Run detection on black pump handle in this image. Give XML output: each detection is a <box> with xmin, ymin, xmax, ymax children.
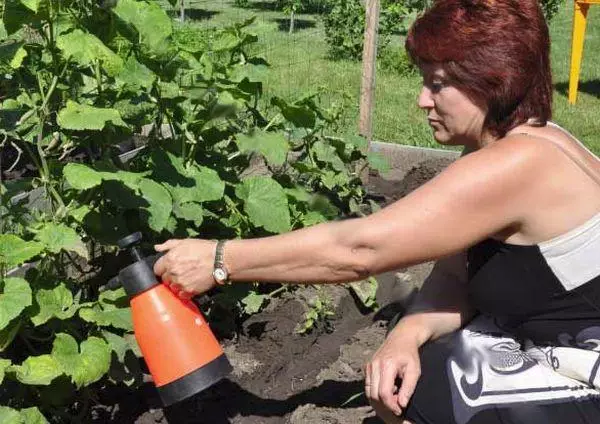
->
<box><xmin>117</xmin><ymin>232</ymin><xmax>143</xmax><ymax>249</ymax></box>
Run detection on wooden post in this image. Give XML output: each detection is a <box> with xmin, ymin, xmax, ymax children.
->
<box><xmin>358</xmin><ymin>0</ymin><xmax>380</xmax><ymax>182</ymax></box>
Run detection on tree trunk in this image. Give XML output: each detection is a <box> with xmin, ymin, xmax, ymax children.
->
<box><xmin>180</xmin><ymin>0</ymin><xmax>185</xmax><ymax>22</ymax></box>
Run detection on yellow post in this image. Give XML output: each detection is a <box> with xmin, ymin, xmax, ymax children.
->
<box><xmin>568</xmin><ymin>1</ymin><xmax>600</xmax><ymax>104</ymax></box>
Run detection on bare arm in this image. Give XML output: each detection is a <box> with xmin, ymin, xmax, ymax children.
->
<box><xmin>218</xmin><ymin>139</ymin><xmax>536</xmax><ymax>283</ymax></box>
<box><xmin>389</xmin><ymin>251</ymin><xmax>474</xmax><ymax>346</ymax></box>
<box><xmin>364</xmin><ymin>252</ymin><xmax>473</xmax><ymax>416</ymax></box>
<box><xmin>154</xmin><ymin>137</ymin><xmax>541</xmax><ymax>295</ymax></box>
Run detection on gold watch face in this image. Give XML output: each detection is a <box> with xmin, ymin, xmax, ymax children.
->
<box><xmin>213</xmin><ymin>267</ymin><xmax>228</xmax><ymax>282</ymax></box>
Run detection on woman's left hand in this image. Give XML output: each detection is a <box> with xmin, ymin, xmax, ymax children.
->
<box><xmin>153</xmin><ymin>239</ymin><xmax>217</xmax><ymax>299</ymax></box>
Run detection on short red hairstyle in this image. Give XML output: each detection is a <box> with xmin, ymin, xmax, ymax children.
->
<box><xmin>406</xmin><ymin>0</ymin><xmax>552</xmax><ymax>137</ymax></box>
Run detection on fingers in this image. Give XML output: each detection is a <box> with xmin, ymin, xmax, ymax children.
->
<box><xmin>153</xmin><ymin>253</ymin><xmax>168</xmax><ymax>278</ymax></box>
<box><xmin>379</xmin><ymin>362</ymin><xmax>402</xmax><ymax>415</ymax></box>
<box><xmin>154</xmin><ymin>239</ymin><xmax>182</xmax><ymax>252</ymax></box>
<box><xmin>370</xmin><ymin>399</ymin><xmax>404</xmax><ymax>424</ymax></box>
<box><xmin>397</xmin><ymin>362</ymin><xmax>420</xmax><ymax>408</ymax></box>
<box><xmin>364</xmin><ymin>362</ymin><xmax>372</xmax><ymax>397</ymax></box>
<box><xmin>366</xmin><ymin>360</ymin><xmax>381</xmax><ymax>402</ymax></box>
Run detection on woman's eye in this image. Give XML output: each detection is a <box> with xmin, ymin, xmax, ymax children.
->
<box><xmin>431</xmin><ymin>81</ymin><xmax>444</xmax><ymax>92</ymax></box>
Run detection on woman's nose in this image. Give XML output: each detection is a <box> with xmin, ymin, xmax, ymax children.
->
<box><xmin>417</xmin><ymin>86</ymin><xmax>434</xmax><ymax>110</ymax></box>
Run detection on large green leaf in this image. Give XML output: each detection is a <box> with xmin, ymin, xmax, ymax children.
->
<box><xmin>30</xmin><ymin>283</ymin><xmax>77</xmax><ymax>326</ymax></box>
<box><xmin>63</xmin><ymin>163</ymin><xmax>103</xmax><ymax>190</ymax></box>
<box><xmin>151</xmin><ymin>150</ymin><xmax>224</xmax><ymax>204</ymax></box>
<box><xmin>102</xmin><ymin>331</ymin><xmax>130</xmax><ymax>362</ymax></box>
<box><xmin>0</xmin><ymin>235</ymin><xmax>43</xmax><ymax>268</ymax></box>
<box><xmin>321</xmin><ymin>170</ymin><xmax>350</xmax><ymax>190</ymax></box>
<box><xmin>20</xmin><ymin>408</ymin><xmax>48</xmax><ymax>424</ymax></box>
<box><xmin>0</xmin><ymin>42</ymin><xmax>27</xmax><ymax>69</ymax></box>
<box><xmin>35</xmin><ymin>222</ymin><xmax>88</xmax><ymax>259</ymax></box>
<box><xmin>3</xmin><ymin>0</ymin><xmax>34</xmax><ymax>35</ymax></box>
<box><xmin>63</xmin><ymin>163</ymin><xmax>147</xmax><ymax>193</ymax></box>
<box><xmin>229</xmin><ymin>62</ymin><xmax>269</xmax><ymax>83</ymax></box>
<box><xmin>235</xmin><ymin>129</ymin><xmax>289</xmax><ymax>166</ymax></box>
<box><xmin>10</xmin><ymin>354</ymin><xmax>62</xmax><ymax>385</ymax></box>
<box><xmin>271</xmin><ymin>97</ymin><xmax>316</xmax><ymax>129</ymax></box>
<box><xmin>113</xmin><ymin>0</ymin><xmax>172</xmax><ymax>55</ymax></box>
<box><xmin>51</xmin><ymin>333</ymin><xmax>78</xmax><ymax>370</ymax></box>
<box><xmin>79</xmin><ymin>305</ymin><xmax>132</xmax><ymax>331</ymax></box>
<box><xmin>0</xmin><ymin>358</ymin><xmax>12</xmax><ymax>384</ymax></box>
<box><xmin>113</xmin><ymin>95</ymin><xmax>155</xmax><ymax>123</ymax></box>
<box><xmin>101</xmin><ymin>169</ymin><xmax>148</xmax><ymax>188</ymax></box>
<box><xmin>173</xmin><ymin>201</ymin><xmax>203</xmax><ymax>226</ymax></box>
<box><xmin>0</xmin><ymin>407</ymin><xmax>20</xmax><ymax>424</ymax></box>
<box><xmin>19</xmin><ymin>0</ymin><xmax>41</xmax><ymax>12</ymax></box>
<box><xmin>116</xmin><ymin>56</ymin><xmax>156</xmax><ymax>90</ymax></box>
<box><xmin>57</xmin><ymin>101</ymin><xmax>127</xmax><ymax>131</ymax></box>
<box><xmin>138</xmin><ymin>178</ymin><xmax>172</xmax><ymax>232</ymax></box>
<box><xmin>56</xmin><ymin>29</ymin><xmax>123</xmax><ymax>76</ymax></box>
<box><xmin>313</xmin><ymin>140</ymin><xmax>346</xmax><ymax>172</ymax></box>
<box><xmin>52</xmin><ymin>334</ymin><xmax>111</xmax><ymax>388</ymax></box>
<box><xmin>72</xmin><ymin>337</ymin><xmax>112</xmax><ymax>388</ymax></box>
<box><xmin>235</xmin><ymin>177</ymin><xmax>291</xmax><ymax>233</ymax></box>
<box><xmin>0</xmin><ymin>319</ymin><xmax>22</xmax><ymax>352</ymax></box>
<box><xmin>0</xmin><ymin>278</ymin><xmax>32</xmax><ymax>331</ymax></box>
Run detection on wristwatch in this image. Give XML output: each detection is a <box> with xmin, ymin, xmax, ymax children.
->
<box><xmin>212</xmin><ymin>240</ymin><xmax>230</xmax><ymax>285</ymax></box>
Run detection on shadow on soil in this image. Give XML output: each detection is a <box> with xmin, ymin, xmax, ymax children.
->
<box><xmin>165</xmin><ymin>379</ymin><xmax>368</xmax><ymax>423</ymax></box>
<box><xmin>555</xmin><ymin>79</ymin><xmax>600</xmax><ymax>99</ymax></box>
<box><xmin>94</xmin><ymin>378</ymin><xmax>370</xmax><ymax>424</ymax></box>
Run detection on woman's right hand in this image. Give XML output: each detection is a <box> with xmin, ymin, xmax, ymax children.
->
<box><xmin>364</xmin><ymin>328</ymin><xmax>422</xmax><ymax>418</ymax></box>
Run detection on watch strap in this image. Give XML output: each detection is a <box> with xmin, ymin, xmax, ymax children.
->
<box><xmin>213</xmin><ymin>240</ymin><xmax>229</xmax><ymax>285</ymax></box>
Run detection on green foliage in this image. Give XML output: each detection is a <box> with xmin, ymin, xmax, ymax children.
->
<box><xmin>540</xmin><ymin>0</ymin><xmax>564</xmax><ymax>21</ymax></box>
<box><xmin>323</xmin><ymin>0</ymin><xmax>411</xmax><ymax>61</ymax></box>
<box><xmin>0</xmin><ymin>0</ymin><xmax>377</xmax><ymax>420</ymax></box>
<box><xmin>378</xmin><ymin>47</ymin><xmax>417</xmax><ymax>77</ymax></box>
<box><xmin>323</xmin><ymin>0</ymin><xmax>563</xmax><ymax>61</ymax></box>
<box><xmin>296</xmin><ymin>287</ymin><xmax>335</xmax><ymax>334</ymax></box>
<box><xmin>347</xmin><ymin>277</ymin><xmax>378</xmax><ymax>310</ymax></box>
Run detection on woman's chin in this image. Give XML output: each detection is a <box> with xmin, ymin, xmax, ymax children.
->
<box><xmin>432</xmin><ymin>131</ymin><xmax>451</xmax><ymax>144</ymax></box>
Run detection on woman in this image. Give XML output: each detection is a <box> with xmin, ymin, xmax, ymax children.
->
<box><xmin>154</xmin><ymin>1</ymin><xmax>600</xmax><ymax>422</ymax></box>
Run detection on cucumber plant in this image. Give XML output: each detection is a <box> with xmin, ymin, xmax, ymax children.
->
<box><xmin>0</xmin><ymin>0</ymin><xmax>385</xmax><ymax>421</ymax></box>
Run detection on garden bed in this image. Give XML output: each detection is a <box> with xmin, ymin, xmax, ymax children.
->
<box><xmin>83</xmin><ymin>146</ymin><xmax>457</xmax><ymax>424</ymax></box>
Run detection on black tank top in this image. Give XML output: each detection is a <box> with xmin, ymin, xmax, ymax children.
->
<box><xmin>467</xmin><ymin>211</ymin><xmax>600</xmax><ymax>345</ymax></box>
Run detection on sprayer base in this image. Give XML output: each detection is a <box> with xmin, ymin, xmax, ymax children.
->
<box><xmin>157</xmin><ymin>354</ymin><xmax>232</xmax><ymax>406</ymax></box>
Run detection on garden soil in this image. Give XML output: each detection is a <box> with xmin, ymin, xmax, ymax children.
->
<box><xmin>84</xmin><ymin>156</ymin><xmax>453</xmax><ymax>424</ymax></box>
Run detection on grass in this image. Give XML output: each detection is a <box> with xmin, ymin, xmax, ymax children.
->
<box><xmin>163</xmin><ymin>0</ymin><xmax>600</xmax><ymax>154</ymax></box>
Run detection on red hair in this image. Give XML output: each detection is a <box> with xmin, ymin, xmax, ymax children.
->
<box><xmin>406</xmin><ymin>0</ymin><xmax>552</xmax><ymax>137</ymax></box>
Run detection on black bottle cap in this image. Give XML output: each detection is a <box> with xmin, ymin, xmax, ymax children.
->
<box><xmin>116</xmin><ymin>233</ymin><xmax>162</xmax><ymax>299</ymax></box>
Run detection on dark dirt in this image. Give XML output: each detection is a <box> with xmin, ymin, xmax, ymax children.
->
<box><xmin>82</xmin><ymin>157</ymin><xmax>452</xmax><ymax>424</ymax></box>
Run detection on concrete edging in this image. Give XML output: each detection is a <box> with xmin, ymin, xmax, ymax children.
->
<box><xmin>369</xmin><ymin>141</ymin><xmax>460</xmax><ymax>181</ymax></box>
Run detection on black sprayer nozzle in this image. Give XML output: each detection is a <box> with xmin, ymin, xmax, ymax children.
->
<box><xmin>118</xmin><ymin>232</ymin><xmax>144</xmax><ymax>262</ymax></box>
<box><xmin>111</xmin><ymin>233</ymin><xmax>162</xmax><ymax>299</ymax></box>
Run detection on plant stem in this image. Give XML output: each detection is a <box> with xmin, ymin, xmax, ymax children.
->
<box><xmin>268</xmin><ymin>285</ymin><xmax>287</xmax><ymax>298</ymax></box>
<box><xmin>94</xmin><ymin>61</ymin><xmax>103</xmax><ymax>99</ymax></box>
<box><xmin>264</xmin><ymin>113</ymin><xmax>282</xmax><ymax>132</ymax></box>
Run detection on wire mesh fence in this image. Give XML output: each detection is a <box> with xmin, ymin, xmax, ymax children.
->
<box><xmin>159</xmin><ymin>0</ymin><xmax>443</xmax><ymax>148</ymax></box>
<box><xmin>160</xmin><ymin>0</ymin><xmax>369</xmax><ymax>139</ymax></box>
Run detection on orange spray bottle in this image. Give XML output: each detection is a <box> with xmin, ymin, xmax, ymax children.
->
<box><xmin>110</xmin><ymin>232</ymin><xmax>232</xmax><ymax>406</ymax></box>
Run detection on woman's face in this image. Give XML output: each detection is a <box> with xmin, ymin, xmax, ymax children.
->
<box><xmin>418</xmin><ymin>64</ymin><xmax>488</xmax><ymax>147</ymax></box>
